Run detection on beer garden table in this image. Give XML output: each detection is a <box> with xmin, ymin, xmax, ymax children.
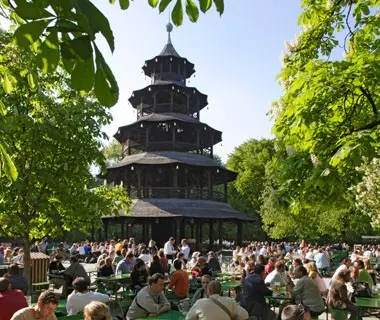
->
<box><xmin>136</xmin><ymin>310</ymin><xmax>184</xmax><ymax>320</ymax></box>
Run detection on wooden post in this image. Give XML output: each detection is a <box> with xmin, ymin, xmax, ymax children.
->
<box><xmin>218</xmin><ymin>220</ymin><xmax>223</xmax><ymax>250</ymax></box>
<box><xmin>175</xmin><ymin>218</ymin><xmax>181</xmax><ymax>246</ymax></box>
<box><xmin>172</xmin><ymin>166</ymin><xmax>178</xmax><ymax>197</ymax></box>
<box><xmin>209</xmin><ymin>220</ymin><xmax>214</xmax><ymax>251</ymax></box>
<box><xmin>104</xmin><ymin>220</ymin><xmax>109</xmax><ymax>240</ymax></box>
<box><xmin>127</xmin><ymin>222</ymin><xmax>132</xmax><ymax>239</ymax></box>
<box><xmin>148</xmin><ymin>221</ymin><xmax>152</xmax><ymax>241</ymax></box>
<box><xmin>195</xmin><ymin>220</ymin><xmax>200</xmax><ymax>250</ymax></box>
<box><xmin>237</xmin><ymin>221</ymin><xmax>243</xmax><ymax>246</ymax></box>
<box><xmin>170</xmin><ymin>92</ymin><xmax>174</xmax><ymax>112</ymax></box>
<box><xmin>142</xmin><ymin>222</ymin><xmax>147</xmax><ymax>244</ymax></box>
<box><xmin>224</xmin><ymin>181</ymin><xmax>228</xmax><ymax>202</ymax></box>
<box><xmin>199</xmin><ymin>223</ymin><xmax>203</xmax><ymax>244</ymax></box>
<box><xmin>137</xmin><ymin>169</ymin><xmax>142</xmax><ymax>198</ymax></box>
<box><xmin>187</xmin><ymin>94</ymin><xmax>190</xmax><ymax>114</ymax></box>
<box><xmin>146</xmin><ymin>127</ymin><xmax>150</xmax><ymax>151</ymax></box>
<box><xmin>207</xmin><ymin>171</ymin><xmax>213</xmax><ymax>200</ymax></box>
<box><xmin>172</xmin><ymin>125</ymin><xmax>176</xmax><ymax>151</ymax></box>
<box><xmin>120</xmin><ymin>221</ymin><xmax>124</xmax><ymax>239</ymax></box>
<box><xmin>153</xmin><ymin>92</ymin><xmax>157</xmax><ymax>112</ymax></box>
<box><xmin>197</xmin><ymin>100</ymin><xmax>200</xmax><ymax>120</ymax></box>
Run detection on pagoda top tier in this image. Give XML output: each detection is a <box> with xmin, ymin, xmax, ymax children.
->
<box><xmin>142</xmin><ymin>23</ymin><xmax>195</xmax><ymax>86</ymax></box>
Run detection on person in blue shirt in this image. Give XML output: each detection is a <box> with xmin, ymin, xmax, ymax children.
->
<box><xmin>116</xmin><ymin>252</ymin><xmax>135</xmax><ymax>274</ymax></box>
<box><xmin>314</xmin><ymin>248</ymin><xmax>330</xmax><ymax>277</ymax></box>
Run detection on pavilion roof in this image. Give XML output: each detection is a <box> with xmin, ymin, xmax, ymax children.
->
<box><xmin>102</xmin><ymin>198</ymin><xmax>255</xmax><ymax>221</ymax></box>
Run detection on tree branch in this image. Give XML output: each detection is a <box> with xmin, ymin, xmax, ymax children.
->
<box><xmin>360</xmin><ymin>87</ymin><xmax>377</xmax><ymax>116</ymax></box>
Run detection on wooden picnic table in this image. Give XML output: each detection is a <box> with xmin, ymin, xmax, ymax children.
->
<box><xmin>136</xmin><ymin>310</ymin><xmax>184</xmax><ymax>320</ymax></box>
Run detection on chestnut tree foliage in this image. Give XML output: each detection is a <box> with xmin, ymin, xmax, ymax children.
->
<box><xmin>262</xmin><ymin>0</ymin><xmax>380</xmax><ymax>239</ymax></box>
<box><xmin>0</xmin><ymin>32</ymin><xmax>131</xmax><ymax>287</ymax></box>
<box><xmin>0</xmin><ymin>0</ymin><xmax>224</xmax><ymax>180</ymax></box>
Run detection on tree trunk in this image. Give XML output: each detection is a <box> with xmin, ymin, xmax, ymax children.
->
<box><xmin>23</xmin><ymin>234</ymin><xmax>31</xmax><ymax>295</ymax></box>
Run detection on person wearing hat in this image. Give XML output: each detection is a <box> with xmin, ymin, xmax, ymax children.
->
<box><xmin>207</xmin><ymin>252</ymin><xmax>221</xmax><ymax>276</ymax></box>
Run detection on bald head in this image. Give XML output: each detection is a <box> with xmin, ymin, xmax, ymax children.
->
<box><xmin>0</xmin><ymin>277</ymin><xmax>11</xmax><ymax>293</ymax></box>
<box><xmin>207</xmin><ymin>280</ymin><xmax>221</xmax><ymax>296</ymax></box>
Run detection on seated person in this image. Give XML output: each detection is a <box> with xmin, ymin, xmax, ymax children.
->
<box><xmin>138</xmin><ymin>249</ymin><xmax>152</xmax><ymax>264</ymax></box>
<box><xmin>191</xmin><ymin>257</ymin><xmax>212</xmax><ymax>278</ymax></box>
<box><xmin>356</xmin><ymin>259</ymin><xmax>374</xmax><ymax>289</ymax></box>
<box><xmin>265</xmin><ymin>260</ymin><xmax>286</xmax><ymax>287</ymax></box>
<box><xmin>116</xmin><ymin>252</ymin><xmax>135</xmax><ymax>274</ymax></box>
<box><xmin>264</xmin><ymin>257</ymin><xmax>277</xmax><ymax>279</ymax></box>
<box><xmin>186</xmin><ymin>280</ymin><xmax>249</xmax><ymax>320</ymax></box>
<box><xmin>149</xmin><ymin>255</ymin><xmax>165</xmax><ymax>276</ymax></box>
<box><xmin>99</xmin><ymin>257</ymin><xmax>114</xmax><ymax>277</ymax></box>
<box><xmin>130</xmin><ymin>259</ymin><xmax>149</xmax><ymax>293</ymax></box>
<box><xmin>66</xmin><ymin>277</ymin><xmax>109</xmax><ymax>315</ymax></box>
<box><xmin>65</xmin><ymin>256</ymin><xmax>90</xmax><ymax>286</ymax></box>
<box><xmin>327</xmin><ymin>269</ymin><xmax>360</xmax><ymax>320</ymax></box>
<box><xmin>207</xmin><ymin>251</ymin><xmax>222</xmax><ymax>275</ymax></box>
<box><xmin>112</xmin><ymin>250</ymin><xmax>123</xmax><ymax>267</ymax></box>
<box><xmin>126</xmin><ymin>273</ymin><xmax>170</xmax><ymax>320</ymax></box>
<box><xmin>49</xmin><ymin>254</ymin><xmax>66</xmax><ymax>274</ymax></box>
<box><xmin>11</xmin><ymin>290</ymin><xmax>59</xmax><ymax>320</ymax></box>
<box><xmin>5</xmin><ymin>264</ymin><xmax>28</xmax><ymax>295</ymax></box>
<box><xmin>307</xmin><ymin>262</ymin><xmax>328</xmax><ymax>295</ymax></box>
<box><xmin>168</xmin><ymin>259</ymin><xmax>189</xmax><ymax>298</ymax></box>
<box><xmin>84</xmin><ymin>301</ymin><xmax>112</xmax><ymax>320</ymax></box>
<box><xmin>241</xmin><ymin>264</ymin><xmax>275</xmax><ymax>320</ymax></box>
<box><xmin>169</xmin><ymin>252</ymin><xmax>186</xmax><ymax>275</ymax></box>
<box><xmin>190</xmin><ymin>274</ymin><xmax>211</xmax><ymax>306</ymax></box>
<box><xmin>287</xmin><ymin>266</ymin><xmax>325</xmax><ymax>317</ymax></box>
<box><xmin>282</xmin><ymin>304</ymin><xmax>311</xmax><ymax>320</ymax></box>
<box><xmin>0</xmin><ymin>277</ymin><xmax>28</xmax><ymax>320</ymax></box>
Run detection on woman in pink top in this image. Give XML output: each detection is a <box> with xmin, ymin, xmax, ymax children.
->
<box><xmin>307</xmin><ymin>262</ymin><xmax>328</xmax><ymax>294</ymax></box>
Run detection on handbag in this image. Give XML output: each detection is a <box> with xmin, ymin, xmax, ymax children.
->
<box><xmin>209</xmin><ymin>297</ymin><xmax>235</xmax><ymax>320</ymax></box>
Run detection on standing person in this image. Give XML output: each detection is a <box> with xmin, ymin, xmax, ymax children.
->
<box><xmin>180</xmin><ymin>239</ymin><xmax>190</xmax><ymax>264</ymax></box>
<box><xmin>126</xmin><ymin>273</ymin><xmax>170</xmax><ymax>320</ymax></box>
<box><xmin>314</xmin><ymin>248</ymin><xmax>330</xmax><ymax>277</ymax></box>
<box><xmin>64</xmin><ymin>256</ymin><xmax>90</xmax><ymax>285</ymax></box>
<box><xmin>11</xmin><ymin>291</ymin><xmax>59</xmax><ymax>320</ymax></box>
<box><xmin>241</xmin><ymin>264</ymin><xmax>275</xmax><ymax>320</ymax></box>
<box><xmin>164</xmin><ymin>237</ymin><xmax>177</xmax><ymax>262</ymax></box>
<box><xmin>148</xmin><ymin>240</ymin><xmax>158</xmax><ymax>255</ymax></box>
<box><xmin>0</xmin><ymin>277</ymin><xmax>28</xmax><ymax>320</ymax></box>
<box><xmin>186</xmin><ymin>281</ymin><xmax>249</xmax><ymax>320</ymax></box>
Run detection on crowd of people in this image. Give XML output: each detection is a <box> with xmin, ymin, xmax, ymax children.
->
<box><xmin>1</xmin><ymin>238</ymin><xmax>380</xmax><ymax>320</ymax></box>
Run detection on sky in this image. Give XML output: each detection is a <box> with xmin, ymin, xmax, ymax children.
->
<box><xmin>92</xmin><ymin>0</ymin><xmax>303</xmax><ymax>162</ymax></box>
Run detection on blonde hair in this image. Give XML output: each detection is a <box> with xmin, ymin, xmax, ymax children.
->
<box><xmin>84</xmin><ymin>301</ymin><xmax>111</xmax><ymax>320</ymax></box>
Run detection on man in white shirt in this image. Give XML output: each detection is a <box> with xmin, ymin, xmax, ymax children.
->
<box><xmin>363</xmin><ymin>246</ymin><xmax>373</xmax><ymax>259</ymax></box>
<box><xmin>186</xmin><ymin>280</ymin><xmax>248</xmax><ymax>320</ymax></box>
<box><xmin>181</xmin><ymin>239</ymin><xmax>191</xmax><ymax>263</ymax></box>
<box><xmin>259</xmin><ymin>246</ymin><xmax>267</xmax><ymax>256</ymax></box>
<box><xmin>66</xmin><ymin>277</ymin><xmax>109</xmax><ymax>315</ymax></box>
<box><xmin>163</xmin><ymin>237</ymin><xmax>177</xmax><ymax>261</ymax></box>
<box><xmin>265</xmin><ymin>260</ymin><xmax>286</xmax><ymax>287</ymax></box>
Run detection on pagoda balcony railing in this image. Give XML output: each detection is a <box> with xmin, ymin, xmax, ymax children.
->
<box><xmin>152</xmin><ymin>72</ymin><xmax>185</xmax><ymax>86</ymax></box>
<box><xmin>129</xmin><ymin>187</ymin><xmax>226</xmax><ymax>202</ymax></box>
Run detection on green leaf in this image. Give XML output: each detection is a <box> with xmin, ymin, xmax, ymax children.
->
<box><xmin>38</xmin><ymin>32</ymin><xmax>59</xmax><ymax>73</ymax></box>
<box><xmin>109</xmin><ymin>0</ymin><xmax>116</xmax><ymax>3</ymax></box>
<box><xmin>198</xmin><ymin>0</ymin><xmax>212</xmax><ymax>13</ymax></box>
<box><xmin>66</xmin><ymin>36</ymin><xmax>93</xmax><ymax>60</ymax></box>
<box><xmin>2</xmin><ymin>74</ymin><xmax>13</xmax><ymax>94</ymax></box>
<box><xmin>186</xmin><ymin>0</ymin><xmax>199</xmax><ymax>22</ymax></box>
<box><xmin>361</xmin><ymin>5</ymin><xmax>370</xmax><ymax>15</ymax></box>
<box><xmin>14</xmin><ymin>20</ymin><xmax>51</xmax><ymax>48</ymax></box>
<box><xmin>0</xmin><ymin>100</ymin><xmax>7</xmax><ymax>116</ymax></box>
<box><xmin>71</xmin><ymin>58</ymin><xmax>95</xmax><ymax>91</ymax></box>
<box><xmin>148</xmin><ymin>0</ymin><xmax>159</xmax><ymax>7</ymax></box>
<box><xmin>159</xmin><ymin>0</ymin><xmax>172</xmax><ymax>13</ymax></box>
<box><xmin>15</xmin><ymin>2</ymin><xmax>54</xmax><ymax>20</ymax></box>
<box><xmin>119</xmin><ymin>0</ymin><xmax>130</xmax><ymax>9</ymax></box>
<box><xmin>172</xmin><ymin>0</ymin><xmax>183</xmax><ymax>26</ymax></box>
<box><xmin>94</xmin><ymin>46</ymin><xmax>119</xmax><ymax>107</ymax></box>
<box><xmin>0</xmin><ymin>142</ymin><xmax>18</xmax><ymax>181</ymax></box>
<box><xmin>213</xmin><ymin>0</ymin><xmax>224</xmax><ymax>15</ymax></box>
<box><xmin>74</xmin><ymin>0</ymin><xmax>115</xmax><ymax>52</ymax></box>
<box><xmin>27</xmin><ymin>71</ymin><xmax>38</xmax><ymax>90</ymax></box>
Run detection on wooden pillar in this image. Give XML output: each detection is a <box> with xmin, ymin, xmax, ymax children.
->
<box><xmin>195</xmin><ymin>220</ymin><xmax>201</xmax><ymax>250</ymax></box>
<box><xmin>148</xmin><ymin>221</ymin><xmax>152</xmax><ymax>241</ymax></box>
<box><xmin>209</xmin><ymin>220</ymin><xmax>215</xmax><ymax>250</ymax></box>
<box><xmin>187</xmin><ymin>94</ymin><xmax>190</xmax><ymax>114</ymax></box>
<box><xmin>237</xmin><ymin>221</ymin><xmax>243</xmax><ymax>246</ymax></box>
<box><xmin>137</xmin><ymin>168</ymin><xmax>142</xmax><ymax>198</ymax></box>
<box><xmin>142</xmin><ymin>222</ymin><xmax>147</xmax><ymax>244</ymax></box>
<box><xmin>197</xmin><ymin>100</ymin><xmax>200</xmax><ymax>120</ymax></box>
<box><xmin>104</xmin><ymin>220</ymin><xmax>109</xmax><ymax>240</ymax></box>
<box><xmin>196</xmin><ymin>129</ymin><xmax>200</xmax><ymax>153</ymax></box>
<box><xmin>199</xmin><ymin>223</ymin><xmax>203</xmax><ymax>244</ymax></box>
<box><xmin>145</xmin><ymin>127</ymin><xmax>150</xmax><ymax>150</ymax></box>
<box><xmin>191</xmin><ymin>224</ymin><xmax>195</xmax><ymax>238</ymax></box>
<box><xmin>173</xmin><ymin>166</ymin><xmax>178</xmax><ymax>197</ymax></box>
<box><xmin>199</xmin><ymin>171</ymin><xmax>203</xmax><ymax>200</ymax></box>
<box><xmin>218</xmin><ymin>220</ymin><xmax>223</xmax><ymax>250</ymax></box>
<box><xmin>170</xmin><ymin>92</ymin><xmax>174</xmax><ymax>112</ymax></box>
<box><xmin>224</xmin><ymin>181</ymin><xmax>228</xmax><ymax>202</ymax></box>
<box><xmin>207</xmin><ymin>171</ymin><xmax>213</xmax><ymax>200</ymax></box>
<box><xmin>127</xmin><ymin>222</ymin><xmax>132</xmax><ymax>240</ymax></box>
<box><xmin>153</xmin><ymin>92</ymin><xmax>157</xmax><ymax>112</ymax></box>
<box><xmin>210</xmin><ymin>133</ymin><xmax>214</xmax><ymax>158</ymax></box>
<box><xmin>175</xmin><ymin>218</ymin><xmax>181</xmax><ymax>246</ymax></box>
<box><xmin>120</xmin><ymin>221</ymin><xmax>125</xmax><ymax>239</ymax></box>
<box><xmin>172</xmin><ymin>126</ymin><xmax>176</xmax><ymax>150</ymax></box>
<box><xmin>97</xmin><ymin>229</ymin><xmax>102</xmax><ymax>241</ymax></box>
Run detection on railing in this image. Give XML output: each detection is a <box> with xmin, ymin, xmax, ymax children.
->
<box><xmin>129</xmin><ymin>187</ymin><xmax>226</xmax><ymax>202</ymax></box>
<box><xmin>152</xmin><ymin>72</ymin><xmax>185</xmax><ymax>86</ymax></box>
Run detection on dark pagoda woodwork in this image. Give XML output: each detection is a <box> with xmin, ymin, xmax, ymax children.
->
<box><xmin>103</xmin><ymin>23</ymin><xmax>254</xmax><ymax>250</ymax></box>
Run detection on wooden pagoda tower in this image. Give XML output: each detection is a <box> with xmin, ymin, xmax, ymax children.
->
<box><xmin>103</xmin><ymin>23</ymin><xmax>254</xmax><ymax>250</ymax></box>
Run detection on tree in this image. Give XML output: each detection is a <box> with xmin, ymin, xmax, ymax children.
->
<box><xmin>0</xmin><ymin>0</ymin><xmax>225</xmax><ymax>179</ymax></box>
<box><xmin>0</xmin><ymin>32</ymin><xmax>131</xmax><ymax>288</ymax></box>
<box><xmin>267</xmin><ymin>0</ymin><xmax>380</xmax><ymax>237</ymax></box>
<box><xmin>226</xmin><ymin>139</ymin><xmax>275</xmax><ymax>239</ymax></box>
<box><xmin>103</xmin><ymin>139</ymin><xmax>122</xmax><ymax>167</ymax></box>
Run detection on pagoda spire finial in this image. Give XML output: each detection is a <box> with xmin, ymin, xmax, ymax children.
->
<box><xmin>166</xmin><ymin>6</ymin><xmax>173</xmax><ymax>44</ymax></box>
